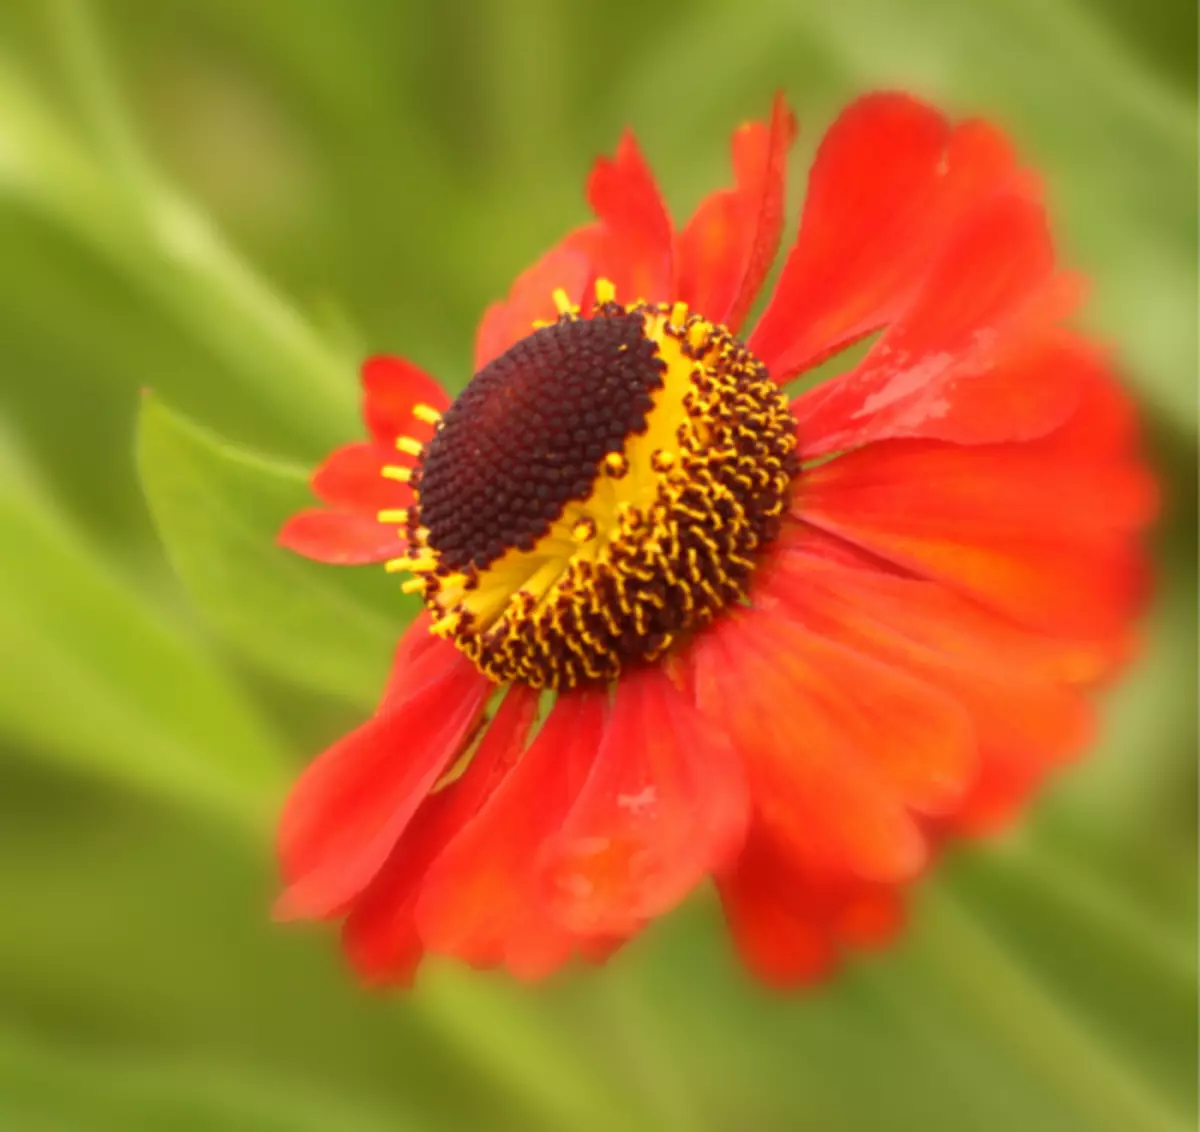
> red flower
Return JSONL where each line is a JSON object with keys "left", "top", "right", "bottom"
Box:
{"left": 276, "top": 92, "right": 1154, "bottom": 987}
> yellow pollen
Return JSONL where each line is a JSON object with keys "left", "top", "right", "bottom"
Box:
{"left": 552, "top": 288, "right": 573, "bottom": 315}
{"left": 381, "top": 465, "right": 412, "bottom": 483}
{"left": 603, "top": 452, "right": 629, "bottom": 478}
{"left": 668, "top": 301, "right": 688, "bottom": 328}
{"left": 412, "top": 403, "right": 442, "bottom": 425}
{"left": 376, "top": 508, "right": 410, "bottom": 524}
{"left": 594, "top": 277, "right": 616, "bottom": 305}
{"left": 395, "top": 436, "right": 424, "bottom": 457}
{"left": 400, "top": 577, "right": 427, "bottom": 594}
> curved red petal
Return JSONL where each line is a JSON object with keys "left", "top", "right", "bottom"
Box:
{"left": 342, "top": 684, "right": 541, "bottom": 985}
{"left": 538, "top": 665, "right": 748, "bottom": 937}
{"left": 376, "top": 613, "right": 449, "bottom": 710}
{"left": 414, "top": 690, "right": 607, "bottom": 975}
{"left": 310, "top": 442, "right": 415, "bottom": 513}
{"left": 690, "top": 610, "right": 938, "bottom": 883}
{"left": 277, "top": 509, "right": 404, "bottom": 565}
{"left": 794, "top": 421, "right": 1153, "bottom": 639}
{"left": 361, "top": 356, "right": 450, "bottom": 446}
{"left": 586, "top": 131, "right": 674, "bottom": 305}
{"left": 754, "top": 533, "right": 1104, "bottom": 834}
{"left": 676, "top": 93, "right": 797, "bottom": 332}
{"left": 474, "top": 229, "right": 599, "bottom": 371}
{"left": 749, "top": 95, "right": 1023, "bottom": 383}
{"left": 944, "top": 754, "right": 1054, "bottom": 835}
{"left": 716, "top": 824, "right": 904, "bottom": 988}
{"left": 793, "top": 191, "right": 1084, "bottom": 454}
{"left": 275, "top": 647, "right": 492, "bottom": 921}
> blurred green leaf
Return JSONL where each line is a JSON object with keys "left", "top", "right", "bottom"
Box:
{"left": 0, "top": 1025, "right": 407, "bottom": 1132}
{"left": 0, "top": 50, "right": 357, "bottom": 457}
{"left": 137, "top": 394, "right": 407, "bottom": 708}
{"left": 0, "top": 435, "right": 284, "bottom": 825}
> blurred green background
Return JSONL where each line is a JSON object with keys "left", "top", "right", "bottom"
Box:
{"left": 0, "top": 1, "right": 1195, "bottom": 1129}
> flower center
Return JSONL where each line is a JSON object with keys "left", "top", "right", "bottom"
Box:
{"left": 383, "top": 285, "right": 799, "bottom": 690}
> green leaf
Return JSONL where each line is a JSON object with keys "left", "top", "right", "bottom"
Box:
{"left": 137, "top": 393, "right": 410, "bottom": 709}
{"left": 0, "top": 1024, "right": 408, "bottom": 1132}
{"left": 0, "top": 435, "right": 285, "bottom": 825}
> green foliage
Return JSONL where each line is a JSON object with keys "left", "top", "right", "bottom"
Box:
{"left": 137, "top": 394, "right": 405, "bottom": 707}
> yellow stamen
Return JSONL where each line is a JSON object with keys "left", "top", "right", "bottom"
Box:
{"left": 668, "top": 300, "right": 688, "bottom": 328}
{"left": 381, "top": 465, "right": 412, "bottom": 483}
{"left": 552, "top": 288, "right": 573, "bottom": 315}
{"left": 385, "top": 555, "right": 433, "bottom": 573}
{"left": 395, "top": 436, "right": 424, "bottom": 457}
{"left": 594, "top": 277, "right": 616, "bottom": 305}
{"left": 376, "top": 508, "right": 410, "bottom": 524}
{"left": 400, "top": 577, "right": 427, "bottom": 594}
{"left": 431, "top": 612, "right": 460, "bottom": 636}
{"left": 412, "top": 403, "right": 442, "bottom": 425}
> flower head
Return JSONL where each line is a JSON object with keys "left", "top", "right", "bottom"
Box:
{"left": 276, "top": 92, "right": 1154, "bottom": 986}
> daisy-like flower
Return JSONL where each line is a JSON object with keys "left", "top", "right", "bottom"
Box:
{"left": 276, "top": 92, "right": 1154, "bottom": 987}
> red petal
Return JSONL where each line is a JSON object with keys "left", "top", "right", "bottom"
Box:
{"left": 376, "top": 613, "right": 448, "bottom": 709}
{"left": 690, "top": 610, "right": 941, "bottom": 883}
{"left": 277, "top": 509, "right": 404, "bottom": 565}
{"left": 474, "top": 229, "right": 599, "bottom": 371}
{"left": 586, "top": 131, "right": 674, "bottom": 305}
{"left": 749, "top": 95, "right": 1023, "bottom": 383}
{"left": 361, "top": 356, "right": 450, "bottom": 447}
{"left": 414, "top": 690, "right": 607, "bottom": 974}
{"left": 275, "top": 646, "right": 492, "bottom": 920}
{"left": 755, "top": 534, "right": 1103, "bottom": 836}
{"left": 716, "top": 824, "right": 904, "bottom": 988}
{"left": 793, "top": 191, "right": 1083, "bottom": 454}
{"left": 676, "top": 94, "right": 797, "bottom": 332}
{"left": 310, "top": 442, "right": 414, "bottom": 513}
{"left": 538, "top": 665, "right": 748, "bottom": 937}
{"left": 342, "top": 684, "right": 540, "bottom": 985}
{"left": 795, "top": 429, "right": 1152, "bottom": 638}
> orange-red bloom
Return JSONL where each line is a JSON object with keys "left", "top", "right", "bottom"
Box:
{"left": 276, "top": 92, "right": 1154, "bottom": 987}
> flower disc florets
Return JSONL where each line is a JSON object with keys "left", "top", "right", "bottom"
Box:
{"left": 383, "top": 285, "right": 799, "bottom": 689}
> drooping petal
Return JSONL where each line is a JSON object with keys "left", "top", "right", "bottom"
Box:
{"left": 310, "top": 442, "right": 415, "bottom": 513}
{"left": 586, "top": 131, "right": 674, "bottom": 305}
{"left": 474, "top": 230, "right": 599, "bottom": 371}
{"left": 361, "top": 355, "right": 451, "bottom": 447}
{"left": 688, "top": 608, "right": 965, "bottom": 883}
{"left": 277, "top": 509, "right": 405, "bottom": 565}
{"left": 794, "top": 423, "right": 1153, "bottom": 638}
{"left": 793, "top": 191, "right": 1085, "bottom": 454}
{"left": 376, "top": 612, "right": 447, "bottom": 709}
{"left": 538, "top": 665, "right": 748, "bottom": 937}
{"left": 342, "top": 684, "right": 541, "bottom": 985}
{"left": 760, "top": 531, "right": 1101, "bottom": 724}
{"left": 716, "top": 824, "right": 904, "bottom": 988}
{"left": 749, "top": 95, "right": 1023, "bottom": 382}
{"left": 675, "top": 93, "right": 797, "bottom": 332}
{"left": 414, "top": 690, "right": 607, "bottom": 974}
{"left": 275, "top": 645, "right": 492, "bottom": 921}
{"left": 753, "top": 531, "right": 1103, "bottom": 835}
